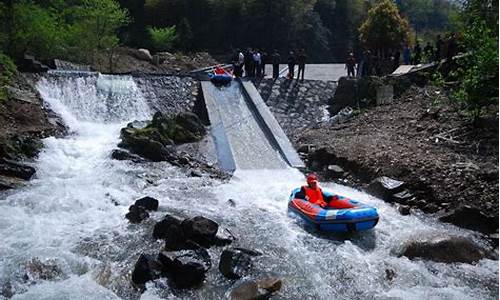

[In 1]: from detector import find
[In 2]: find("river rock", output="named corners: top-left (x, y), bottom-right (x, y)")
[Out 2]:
top-left (325, 165), bottom-right (344, 178)
top-left (0, 159), bottom-right (36, 180)
top-left (153, 214), bottom-right (183, 240)
top-left (438, 205), bottom-right (498, 234)
top-left (131, 253), bottom-right (162, 286)
top-left (134, 196), bottom-right (159, 211)
top-left (111, 149), bottom-right (144, 162)
top-left (229, 277), bottom-right (283, 300)
top-left (391, 190), bottom-right (414, 204)
top-left (0, 175), bottom-right (26, 190)
top-left (400, 235), bottom-right (493, 264)
top-left (24, 258), bottom-right (64, 282)
top-left (397, 204), bottom-right (411, 216)
top-left (366, 176), bottom-right (406, 202)
top-left (126, 204), bottom-right (149, 223)
top-left (219, 249), bottom-right (253, 279)
top-left (181, 216), bottom-right (219, 247)
top-left (329, 77), bottom-right (358, 115)
top-left (158, 249), bottom-right (211, 288)
top-left (136, 48), bottom-right (153, 62)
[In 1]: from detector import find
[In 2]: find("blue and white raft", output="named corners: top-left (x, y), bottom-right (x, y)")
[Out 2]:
top-left (288, 187), bottom-right (379, 232)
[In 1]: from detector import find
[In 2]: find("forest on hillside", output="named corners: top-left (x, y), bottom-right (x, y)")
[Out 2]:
top-left (0, 0), bottom-right (465, 63)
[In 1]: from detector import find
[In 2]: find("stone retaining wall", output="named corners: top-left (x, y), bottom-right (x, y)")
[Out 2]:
top-left (253, 78), bottom-right (337, 138)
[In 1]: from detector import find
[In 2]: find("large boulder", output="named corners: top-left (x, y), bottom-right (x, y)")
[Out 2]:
top-left (181, 216), bottom-right (219, 247)
top-left (329, 77), bottom-right (358, 116)
top-left (438, 205), bottom-right (498, 234)
top-left (153, 214), bottom-right (184, 240)
top-left (135, 48), bottom-right (153, 62)
top-left (157, 249), bottom-right (211, 289)
top-left (218, 248), bottom-right (253, 279)
top-left (229, 277), bottom-right (283, 300)
top-left (366, 176), bottom-right (406, 202)
top-left (131, 253), bottom-right (162, 286)
top-left (399, 235), bottom-right (495, 264)
top-left (118, 112), bottom-right (206, 162)
top-left (173, 112), bottom-right (206, 143)
top-left (125, 205), bottom-right (149, 224)
top-left (134, 196), bottom-right (159, 211)
top-left (0, 159), bottom-right (36, 180)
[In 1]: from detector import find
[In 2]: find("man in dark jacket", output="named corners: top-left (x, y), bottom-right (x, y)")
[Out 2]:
top-left (287, 51), bottom-right (296, 79)
top-left (272, 50), bottom-right (281, 79)
top-left (297, 48), bottom-right (307, 81)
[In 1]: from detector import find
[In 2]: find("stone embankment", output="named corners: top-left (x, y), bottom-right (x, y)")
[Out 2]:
top-left (0, 73), bottom-right (65, 190)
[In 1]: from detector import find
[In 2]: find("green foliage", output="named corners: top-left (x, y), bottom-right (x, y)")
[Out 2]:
top-left (452, 20), bottom-right (498, 120)
top-left (0, 53), bottom-right (17, 102)
top-left (148, 26), bottom-right (177, 52)
top-left (2, 1), bottom-right (65, 60)
top-left (359, 0), bottom-right (411, 52)
top-left (0, 0), bottom-right (130, 63)
top-left (176, 18), bottom-right (193, 51)
top-left (69, 0), bottom-right (130, 57)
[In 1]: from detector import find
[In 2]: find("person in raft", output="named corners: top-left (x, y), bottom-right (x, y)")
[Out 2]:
top-left (295, 173), bottom-right (333, 208)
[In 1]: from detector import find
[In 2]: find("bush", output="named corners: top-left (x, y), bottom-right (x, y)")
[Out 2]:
top-left (148, 26), bottom-right (177, 52)
top-left (452, 20), bottom-right (498, 120)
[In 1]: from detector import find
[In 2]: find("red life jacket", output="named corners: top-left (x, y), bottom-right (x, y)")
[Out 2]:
top-left (302, 185), bottom-right (325, 205)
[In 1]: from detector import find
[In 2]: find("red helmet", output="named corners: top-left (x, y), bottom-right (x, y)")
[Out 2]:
top-left (306, 173), bottom-right (318, 183)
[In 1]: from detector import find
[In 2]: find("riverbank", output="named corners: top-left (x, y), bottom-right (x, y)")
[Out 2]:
top-left (295, 83), bottom-right (499, 236)
top-left (0, 73), bottom-right (64, 189)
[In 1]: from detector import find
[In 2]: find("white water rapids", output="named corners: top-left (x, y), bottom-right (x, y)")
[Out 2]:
top-left (0, 74), bottom-right (497, 300)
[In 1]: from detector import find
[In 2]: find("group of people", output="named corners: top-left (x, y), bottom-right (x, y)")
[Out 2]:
top-left (346, 33), bottom-right (460, 78)
top-left (232, 48), bottom-right (307, 81)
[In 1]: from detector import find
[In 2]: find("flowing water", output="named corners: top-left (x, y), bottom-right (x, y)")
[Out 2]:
top-left (0, 74), bottom-right (497, 300)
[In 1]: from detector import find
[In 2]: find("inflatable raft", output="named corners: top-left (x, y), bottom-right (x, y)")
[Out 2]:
top-left (209, 72), bottom-right (232, 85)
top-left (288, 187), bottom-right (379, 232)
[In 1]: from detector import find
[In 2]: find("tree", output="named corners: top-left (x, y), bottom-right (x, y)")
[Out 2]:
top-left (176, 18), bottom-right (193, 51)
top-left (359, 0), bottom-right (411, 53)
top-left (148, 26), bottom-right (177, 52)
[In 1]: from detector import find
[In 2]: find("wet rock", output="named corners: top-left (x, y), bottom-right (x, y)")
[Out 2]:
top-left (400, 235), bottom-right (494, 264)
top-left (325, 164), bottom-right (344, 178)
top-left (0, 175), bottom-right (26, 190)
top-left (391, 190), bottom-right (414, 204)
top-left (24, 258), bottom-right (63, 282)
top-left (366, 176), bottom-right (406, 202)
top-left (257, 277), bottom-right (282, 293)
top-left (131, 253), bottom-right (161, 286)
top-left (385, 269), bottom-right (396, 281)
top-left (438, 205), bottom-right (498, 234)
top-left (397, 204), bottom-right (411, 216)
top-left (111, 149), bottom-right (144, 162)
top-left (189, 169), bottom-right (203, 177)
top-left (182, 216), bottom-right (219, 247)
top-left (229, 281), bottom-right (259, 300)
top-left (219, 249), bottom-right (253, 279)
top-left (0, 159), bottom-right (35, 180)
top-left (173, 112), bottom-right (206, 143)
top-left (153, 214), bottom-right (183, 240)
top-left (423, 203), bottom-right (439, 213)
top-left (229, 277), bottom-right (283, 300)
top-left (134, 196), bottom-right (159, 211)
top-left (126, 204), bottom-right (149, 224)
top-left (158, 249), bottom-right (211, 288)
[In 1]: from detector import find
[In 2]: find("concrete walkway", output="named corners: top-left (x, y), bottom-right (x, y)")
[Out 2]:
top-left (264, 64), bottom-right (346, 82)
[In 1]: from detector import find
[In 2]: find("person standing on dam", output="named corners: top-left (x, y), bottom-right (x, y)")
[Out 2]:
top-left (297, 48), bottom-right (306, 81)
top-left (272, 50), bottom-right (281, 79)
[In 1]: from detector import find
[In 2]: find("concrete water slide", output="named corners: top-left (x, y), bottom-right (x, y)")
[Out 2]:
top-left (201, 79), bottom-right (304, 171)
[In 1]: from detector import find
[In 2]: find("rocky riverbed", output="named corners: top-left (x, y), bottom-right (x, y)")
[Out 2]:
top-left (295, 84), bottom-right (499, 239)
